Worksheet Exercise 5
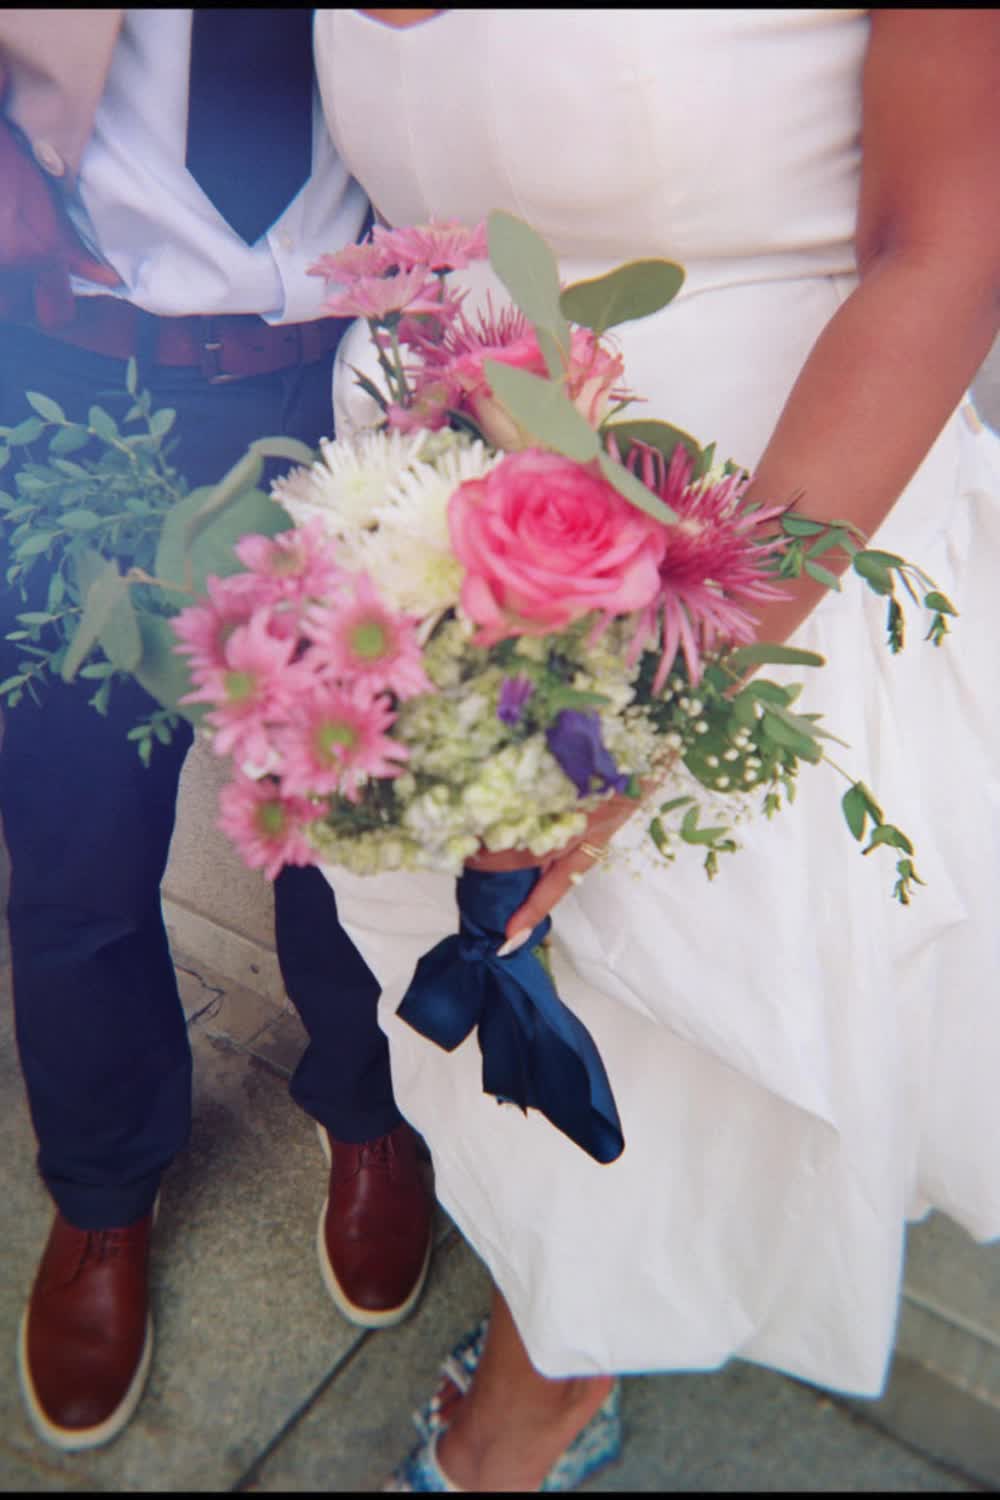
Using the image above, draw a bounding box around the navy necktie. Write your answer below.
[186,7,316,246]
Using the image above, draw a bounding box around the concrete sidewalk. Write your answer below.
[0,949,996,1494]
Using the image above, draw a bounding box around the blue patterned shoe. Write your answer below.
[384,1379,622,1492]
[412,1319,489,1440]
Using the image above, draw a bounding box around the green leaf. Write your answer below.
[923,590,957,617]
[0,447,9,471]
[559,259,684,335]
[17,531,57,558]
[132,612,205,725]
[862,823,914,856]
[125,356,138,396]
[804,559,842,590]
[48,425,91,456]
[602,418,701,471]
[148,407,176,439]
[60,509,102,531]
[852,551,895,596]
[487,210,570,347]
[780,515,827,537]
[155,484,292,595]
[88,405,118,442]
[7,416,44,446]
[62,557,134,680]
[596,450,676,525]
[482,361,599,461]
[859,548,904,569]
[47,572,65,611]
[760,709,823,762]
[841,784,868,842]
[249,435,318,467]
[536,327,564,381]
[726,643,826,671]
[25,391,65,423]
[16,611,55,626]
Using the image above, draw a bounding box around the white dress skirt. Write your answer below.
[309,7,1000,1394]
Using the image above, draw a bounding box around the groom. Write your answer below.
[0,8,434,1452]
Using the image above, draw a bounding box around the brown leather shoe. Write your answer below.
[317,1122,434,1328]
[17,1209,154,1451]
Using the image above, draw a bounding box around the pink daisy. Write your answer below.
[307,240,398,282]
[320,266,450,322]
[217,772,321,881]
[302,574,434,700]
[619,441,789,689]
[184,609,318,766]
[372,218,489,273]
[171,570,264,676]
[277,681,409,802]
[233,522,345,623]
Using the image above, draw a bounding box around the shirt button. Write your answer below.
[33,139,67,177]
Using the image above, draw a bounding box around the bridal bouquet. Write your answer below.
[0,212,956,1161]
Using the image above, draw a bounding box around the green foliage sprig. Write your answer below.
[0,358,306,761]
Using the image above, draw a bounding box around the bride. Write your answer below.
[311,7,1000,1491]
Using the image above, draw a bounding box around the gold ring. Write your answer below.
[580,842,608,861]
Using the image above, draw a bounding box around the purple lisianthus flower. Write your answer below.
[545,710,630,797]
[497,675,535,726]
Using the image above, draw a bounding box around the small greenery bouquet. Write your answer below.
[0,213,956,900]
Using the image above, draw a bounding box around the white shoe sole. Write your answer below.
[17,1309,154,1452]
[315,1123,432,1330]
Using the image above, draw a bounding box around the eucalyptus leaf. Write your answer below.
[155,484,292,596]
[760,709,823,762]
[249,435,318,467]
[62,558,128,681]
[559,259,684,335]
[804,559,842,590]
[596,450,676,525]
[487,211,570,347]
[602,418,701,471]
[26,391,66,424]
[726,643,826,671]
[47,426,91,456]
[483,361,600,461]
[7,416,44,446]
[132,612,205,724]
[184,449,265,554]
[841,784,868,842]
[148,407,176,439]
[852,552,894,596]
[924,590,957,616]
[88,405,118,442]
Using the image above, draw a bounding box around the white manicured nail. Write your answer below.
[497,928,532,958]
[569,871,584,886]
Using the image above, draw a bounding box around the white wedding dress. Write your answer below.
[312,8,1000,1394]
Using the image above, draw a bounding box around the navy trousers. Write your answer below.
[0,323,400,1230]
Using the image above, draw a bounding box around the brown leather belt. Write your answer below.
[14,295,351,384]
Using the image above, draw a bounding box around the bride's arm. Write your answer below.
[742,6,1000,644]
[491,6,1000,945]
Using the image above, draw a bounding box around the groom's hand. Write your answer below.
[0,109,123,328]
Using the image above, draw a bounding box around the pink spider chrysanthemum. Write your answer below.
[171,570,265,676]
[621,442,789,690]
[372,218,489,273]
[302,574,434,701]
[217,772,321,882]
[276,681,409,802]
[183,609,319,766]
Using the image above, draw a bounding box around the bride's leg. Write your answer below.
[436,1284,615,1492]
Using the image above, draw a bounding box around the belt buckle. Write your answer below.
[199,318,241,384]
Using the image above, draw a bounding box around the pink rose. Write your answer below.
[450,328,626,451]
[448,449,667,646]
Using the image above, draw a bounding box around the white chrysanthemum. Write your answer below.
[270,429,427,539]
[352,437,501,613]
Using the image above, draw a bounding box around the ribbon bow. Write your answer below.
[396,867,624,1164]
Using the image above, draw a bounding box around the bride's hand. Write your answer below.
[465,787,648,953]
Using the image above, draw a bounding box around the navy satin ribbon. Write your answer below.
[396,867,624,1165]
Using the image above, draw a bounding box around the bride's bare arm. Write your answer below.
[497,7,1000,942]
[743,6,1000,644]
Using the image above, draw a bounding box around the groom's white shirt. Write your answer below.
[64,9,367,323]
